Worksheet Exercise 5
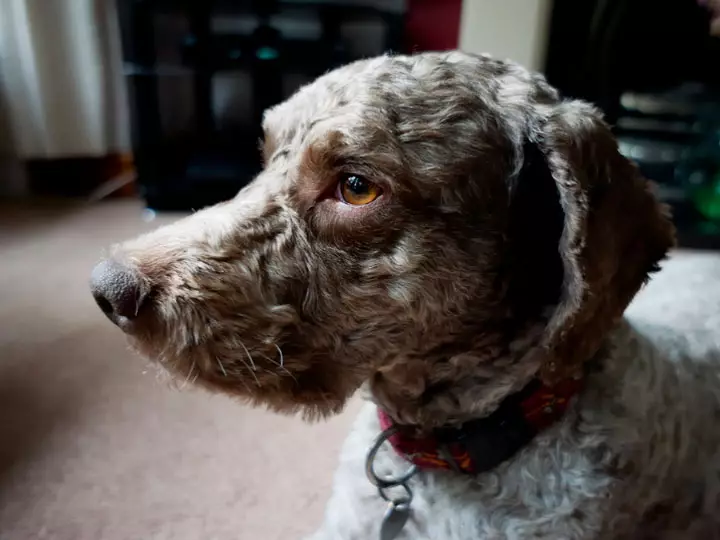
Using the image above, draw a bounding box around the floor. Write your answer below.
[0,199,360,540]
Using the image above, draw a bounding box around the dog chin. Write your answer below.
[127,334,351,419]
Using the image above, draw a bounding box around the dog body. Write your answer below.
[89,52,720,538]
[314,313,720,539]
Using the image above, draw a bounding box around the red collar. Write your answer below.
[377,376,584,474]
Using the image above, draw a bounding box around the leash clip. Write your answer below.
[366,426,419,540]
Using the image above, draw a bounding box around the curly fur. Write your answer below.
[92,52,720,538]
[311,253,720,539]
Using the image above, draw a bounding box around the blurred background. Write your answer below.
[2,0,719,242]
[0,1,718,539]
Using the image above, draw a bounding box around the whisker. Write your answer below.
[238,376,252,393]
[179,361,197,391]
[157,342,172,364]
[245,360,261,387]
[236,340,261,386]
[274,344,284,368]
[216,357,228,377]
[238,340,257,370]
[260,349,298,386]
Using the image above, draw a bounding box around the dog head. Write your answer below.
[91,52,674,421]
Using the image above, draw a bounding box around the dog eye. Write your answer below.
[337,174,382,206]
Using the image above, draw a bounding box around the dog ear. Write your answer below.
[527,100,675,384]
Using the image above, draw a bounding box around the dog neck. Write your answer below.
[368,320,548,432]
[368,318,591,476]
[374,373,584,474]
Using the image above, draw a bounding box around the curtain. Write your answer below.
[0,0,130,162]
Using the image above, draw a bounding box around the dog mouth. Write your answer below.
[125,316,300,396]
[111,294,354,417]
[89,261,306,401]
[128,329,350,419]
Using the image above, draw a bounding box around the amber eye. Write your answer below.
[337,174,382,206]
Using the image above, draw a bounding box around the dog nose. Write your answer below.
[90,259,146,322]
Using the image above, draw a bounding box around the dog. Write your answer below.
[90,51,720,538]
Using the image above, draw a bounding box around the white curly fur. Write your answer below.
[309,252,720,539]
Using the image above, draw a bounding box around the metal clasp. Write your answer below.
[365,426,419,540]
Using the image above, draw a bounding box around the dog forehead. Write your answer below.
[262,57,394,139]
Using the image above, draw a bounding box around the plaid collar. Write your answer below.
[377,376,584,474]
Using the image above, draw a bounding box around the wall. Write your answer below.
[459,0,553,71]
[0,0,129,160]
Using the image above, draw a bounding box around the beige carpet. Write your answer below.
[0,199,360,540]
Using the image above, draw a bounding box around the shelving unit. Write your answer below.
[117,0,404,210]
[545,0,720,249]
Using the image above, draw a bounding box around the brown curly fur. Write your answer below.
[100,52,674,430]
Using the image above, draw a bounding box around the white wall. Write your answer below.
[0,0,129,159]
[459,0,553,72]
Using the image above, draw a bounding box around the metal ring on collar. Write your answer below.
[365,425,419,489]
[378,481,413,505]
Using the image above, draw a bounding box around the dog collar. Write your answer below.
[376,375,584,475]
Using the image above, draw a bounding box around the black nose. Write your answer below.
[90,259,146,323]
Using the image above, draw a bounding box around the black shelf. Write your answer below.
[546,0,720,249]
[117,0,404,211]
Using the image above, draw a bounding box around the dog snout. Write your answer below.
[90,259,147,327]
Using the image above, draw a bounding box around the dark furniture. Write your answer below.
[545,0,720,248]
[118,0,404,210]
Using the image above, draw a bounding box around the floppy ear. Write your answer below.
[528,100,675,384]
